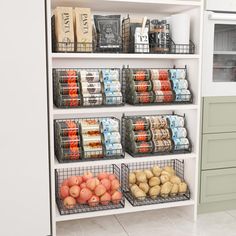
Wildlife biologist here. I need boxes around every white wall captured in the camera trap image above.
[0,0,51,236]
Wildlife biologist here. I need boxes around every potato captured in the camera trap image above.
[149,177,161,187]
[136,172,147,183]
[163,166,175,176]
[179,182,188,194]
[129,172,136,184]
[161,171,172,177]
[144,169,154,179]
[149,185,161,199]
[130,184,139,194]
[139,183,149,193]
[170,176,181,185]
[170,183,179,196]
[160,175,170,184]
[161,182,173,197]
[152,165,162,177]
[134,189,146,200]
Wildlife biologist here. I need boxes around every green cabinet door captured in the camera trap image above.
[201,168,236,203]
[203,96,236,134]
[202,133,236,170]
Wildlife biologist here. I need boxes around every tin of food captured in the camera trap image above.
[82,133,102,146]
[55,70,78,83]
[105,143,123,156]
[58,84,80,96]
[57,95,81,107]
[103,132,121,144]
[132,91,155,104]
[174,89,192,102]
[166,115,185,128]
[81,82,102,94]
[131,141,153,154]
[173,138,190,151]
[104,81,121,93]
[131,80,153,92]
[101,118,119,132]
[130,69,150,81]
[60,147,81,160]
[172,79,188,90]
[154,91,173,103]
[150,69,169,80]
[170,127,187,139]
[56,120,79,137]
[152,80,172,91]
[80,119,100,135]
[80,70,100,83]
[59,135,80,149]
[130,130,152,142]
[169,69,187,80]
[148,116,168,129]
[151,128,171,140]
[153,139,172,153]
[83,145,103,158]
[126,117,150,131]
[102,69,119,81]
[104,92,123,105]
[82,93,103,106]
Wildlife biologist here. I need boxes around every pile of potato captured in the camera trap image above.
[128,165,188,200]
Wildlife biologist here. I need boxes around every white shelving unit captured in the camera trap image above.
[46,0,203,235]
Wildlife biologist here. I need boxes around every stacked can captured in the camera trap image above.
[102,69,123,105]
[169,68,192,102]
[54,120,81,161]
[100,118,123,157]
[53,69,81,108]
[80,119,104,159]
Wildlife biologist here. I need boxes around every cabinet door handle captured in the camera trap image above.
[209,12,236,21]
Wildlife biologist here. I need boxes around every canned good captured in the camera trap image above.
[80,70,100,83]
[82,93,103,106]
[131,141,153,154]
[174,89,192,102]
[154,91,173,103]
[170,127,187,139]
[81,82,102,94]
[172,79,188,90]
[60,135,80,149]
[58,84,80,96]
[82,134,102,146]
[150,69,169,80]
[169,69,187,80]
[130,130,152,142]
[148,116,168,129]
[83,145,103,158]
[151,129,171,140]
[56,95,81,107]
[101,118,119,132]
[153,139,172,153]
[104,92,123,105]
[102,69,119,81]
[131,80,153,92]
[130,69,150,81]
[132,91,155,104]
[152,80,172,91]
[56,120,79,137]
[104,81,121,93]
[80,119,100,135]
[126,117,150,131]
[166,115,185,128]
[55,70,79,83]
[60,147,81,160]
[173,138,190,151]
[105,143,123,156]
[103,132,121,144]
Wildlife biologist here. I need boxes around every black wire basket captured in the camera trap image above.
[121,159,190,207]
[56,164,125,215]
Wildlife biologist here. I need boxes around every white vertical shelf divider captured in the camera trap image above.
[46,0,203,235]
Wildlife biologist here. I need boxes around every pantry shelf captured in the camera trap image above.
[55,198,195,222]
[53,152,196,169]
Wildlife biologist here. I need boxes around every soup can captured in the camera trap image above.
[169,69,187,80]
[166,115,185,128]
[174,89,192,102]
[173,138,190,151]
[83,145,103,159]
[55,70,78,83]
[151,128,171,141]
[172,79,188,90]
[154,91,173,103]
[80,70,100,83]
[152,80,172,91]
[59,135,80,149]
[126,117,150,131]
[80,119,100,135]
[82,134,102,146]
[55,120,79,137]
[102,69,119,81]
[81,82,102,94]
[153,139,172,153]
[131,80,153,92]
[103,132,121,144]
[60,147,81,160]
[150,69,169,80]
[105,143,123,156]
[104,81,121,93]
[104,92,123,105]
[130,130,152,142]
[82,93,103,106]
[132,91,155,104]
[58,83,80,96]
[147,116,168,129]
[131,141,153,154]
[57,95,81,107]
[170,127,187,139]
[130,69,150,81]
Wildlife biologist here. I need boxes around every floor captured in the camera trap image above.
[57,208,236,236]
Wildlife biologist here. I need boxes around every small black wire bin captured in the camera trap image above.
[53,68,125,108]
[54,117,125,163]
[121,159,190,207]
[122,113,192,157]
[56,164,125,215]
[123,66,193,105]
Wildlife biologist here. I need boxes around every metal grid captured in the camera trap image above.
[121,159,190,207]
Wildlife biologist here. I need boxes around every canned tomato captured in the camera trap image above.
[58,84,80,96]
[131,141,153,154]
[131,80,153,92]
[126,117,150,131]
[82,134,102,146]
[57,95,81,107]
[166,115,185,128]
[81,82,102,94]
[103,132,121,144]
[150,69,169,80]
[104,81,121,93]
[173,138,190,151]
[154,91,173,103]
[132,91,155,104]
[82,93,103,106]
[56,120,79,137]
[169,69,187,80]
[101,118,119,133]
[60,147,81,160]
[102,69,119,81]
[151,129,171,140]
[130,69,150,81]
[153,139,172,153]
[59,135,80,149]
[170,127,187,139]
[104,92,123,105]
[83,145,103,159]
[152,80,172,91]
[55,70,78,83]
[172,79,188,90]
[148,116,168,129]
[174,89,192,102]
[80,119,100,135]
[80,70,100,83]
[130,130,152,142]
[105,143,123,156]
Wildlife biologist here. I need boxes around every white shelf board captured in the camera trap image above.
[55,198,195,222]
[54,152,196,169]
[52,53,200,60]
[214,51,236,55]
[53,104,198,118]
